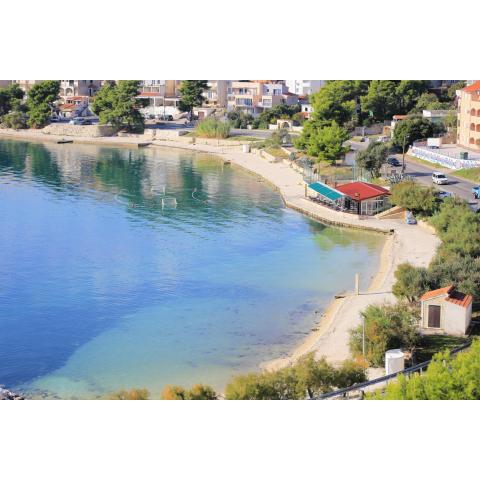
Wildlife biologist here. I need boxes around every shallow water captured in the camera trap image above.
[0,139,384,398]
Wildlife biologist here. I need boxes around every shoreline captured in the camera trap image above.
[0,129,440,381]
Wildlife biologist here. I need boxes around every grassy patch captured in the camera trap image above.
[265,147,289,159]
[230,135,259,142]
[370,177,390,186]
[414,335,468,363]
[453,167,480,184]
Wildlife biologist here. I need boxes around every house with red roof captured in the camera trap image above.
[420,285,473,336]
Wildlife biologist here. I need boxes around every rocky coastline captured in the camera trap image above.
[0,387,25,400]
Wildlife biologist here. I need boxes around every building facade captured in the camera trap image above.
[60,80,102,100]
[457,80,480,151]
[138,81,182,118]
[286,80,325,96]
[203,80,228,108]
[227,81,298,116]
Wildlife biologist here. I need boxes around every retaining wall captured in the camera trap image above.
[42,124,116,137]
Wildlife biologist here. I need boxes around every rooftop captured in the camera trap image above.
[335,182,390,202]
[420,285,473,308]
[463,80,480,94]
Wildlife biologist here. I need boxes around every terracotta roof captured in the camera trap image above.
[420,285,453,301]
[59,103,76,110]
[137,92,162,97]
[393,114,408,120]
[445,291,473,308]
[463,81,480,93]
[335,182,390,201]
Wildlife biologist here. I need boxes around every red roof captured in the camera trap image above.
[420,285,473,309]
[463,81,480,93]
[59,103,76,110]
[335,182,390,201]
[393,114,408,120]
[445,291,473,308]
[420,285,453,301]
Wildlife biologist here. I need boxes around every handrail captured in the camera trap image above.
[314,340,473,400]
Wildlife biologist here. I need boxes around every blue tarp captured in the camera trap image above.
[308,182,345,202]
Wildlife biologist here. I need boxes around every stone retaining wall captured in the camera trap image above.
[43,124,116,137]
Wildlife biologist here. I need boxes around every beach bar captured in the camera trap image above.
[308,181,391,216]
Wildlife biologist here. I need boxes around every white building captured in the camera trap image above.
[286,80,325,96]
[420,285,473,336]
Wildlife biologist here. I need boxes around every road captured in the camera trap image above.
[346,140,479,207]
[397,154,480,210]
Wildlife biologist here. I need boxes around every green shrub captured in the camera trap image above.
[224,353,366,400]
[392,263,430,303]
[161,384,217,400]
[107,388,150,400]
[430,197,480,258]
[2,111,28,130]
[349,303,420,367]
[390,180,438,216]
[194,118,230,138]
[368,339,480,399]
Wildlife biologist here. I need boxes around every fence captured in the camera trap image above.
[410,146,480,169]
[314,340,472,400]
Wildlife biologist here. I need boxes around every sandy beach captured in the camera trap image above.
[0,128,440,372]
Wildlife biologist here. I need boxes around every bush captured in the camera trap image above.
[1,111,28,130]
[107,388,150,400]
[224,353,366,400]
[194,118,230,138]
[161,384,217,400]
[349,303,421,367]
[227,109,253,129]
[392,263,430,303]
[369,339,480,399]
[430,197,480,258]
[390,180,438,216]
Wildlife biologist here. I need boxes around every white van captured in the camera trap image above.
[432,172,448,185]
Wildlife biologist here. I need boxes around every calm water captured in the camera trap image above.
[0,139,384,398]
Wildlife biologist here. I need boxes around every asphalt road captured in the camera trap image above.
[397,154,480,210]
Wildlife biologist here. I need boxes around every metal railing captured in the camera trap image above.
[314,340,473,400]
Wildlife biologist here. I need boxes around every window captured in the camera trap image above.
[427,305,441,328]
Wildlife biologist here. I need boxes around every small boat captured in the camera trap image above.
[57,139,73,144]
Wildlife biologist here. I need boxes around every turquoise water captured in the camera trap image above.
[0,139,384,398]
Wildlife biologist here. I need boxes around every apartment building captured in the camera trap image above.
[137,80,182,118]
[60,80,102,100]
[203,80,228,108]
[286,80,325,96]
[457,80,480,151]
[227,81,298,116]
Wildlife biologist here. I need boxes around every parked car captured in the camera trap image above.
[472,186,480,199]
[156,114,174,122]
[50,117,60,123]
[432,172,448,185]
[435,190,452,199]
[69,117,92,125]
[387,157,401,167]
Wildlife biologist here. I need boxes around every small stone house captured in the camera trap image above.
[419,285,473,336]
